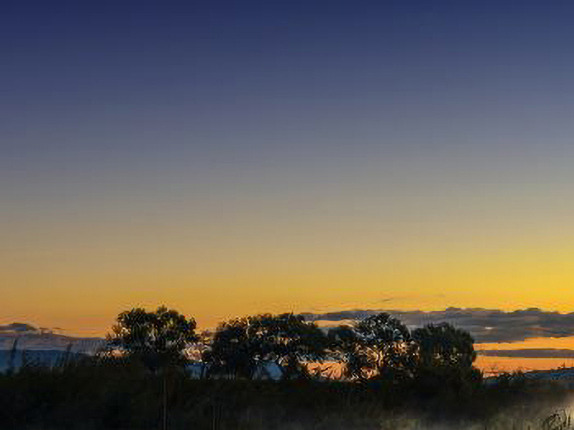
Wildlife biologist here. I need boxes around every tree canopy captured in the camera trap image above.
[412,322,477,370]
[411,322,481,393]
[107,306,198,372]
[204,313,327,379]
[103,307,481,389]
[329,312,416,381]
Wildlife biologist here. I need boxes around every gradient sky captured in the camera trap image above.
[3,1,574,335]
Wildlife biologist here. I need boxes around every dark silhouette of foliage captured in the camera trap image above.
[411,323,482,397]
[106,306,198,372]
[204,313,328,379]
[0,359,570,430]
[412,322,476,369]
[203,317,257,379]
[329,312,417,382]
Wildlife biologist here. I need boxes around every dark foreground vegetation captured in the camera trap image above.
[1,306,573,430]
[1,361,572,430]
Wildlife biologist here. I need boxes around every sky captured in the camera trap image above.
[2,1,574,339]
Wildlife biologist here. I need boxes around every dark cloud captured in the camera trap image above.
[302,308,574,343]
[479,349,574,359]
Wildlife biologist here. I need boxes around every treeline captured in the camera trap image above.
[104,306,481,391]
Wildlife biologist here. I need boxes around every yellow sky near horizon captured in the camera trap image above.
[3,147,574,341]
[3,245,574,337]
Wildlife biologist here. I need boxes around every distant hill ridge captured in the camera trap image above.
[0,322,104,353]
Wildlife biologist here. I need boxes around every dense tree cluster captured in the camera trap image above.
[204,313,327,379]
[106,306,481,389]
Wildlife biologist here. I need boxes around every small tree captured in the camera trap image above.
[107,306,198,372]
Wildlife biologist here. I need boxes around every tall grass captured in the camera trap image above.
[1,358,573,430]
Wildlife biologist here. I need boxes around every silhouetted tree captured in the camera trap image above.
[106,306,199,430]
[329,313,416,382]
[203,317,257,378]
[412,323,481,395]
[412,323,476,369]
[204,313,327,379]
[107,306,198,372]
